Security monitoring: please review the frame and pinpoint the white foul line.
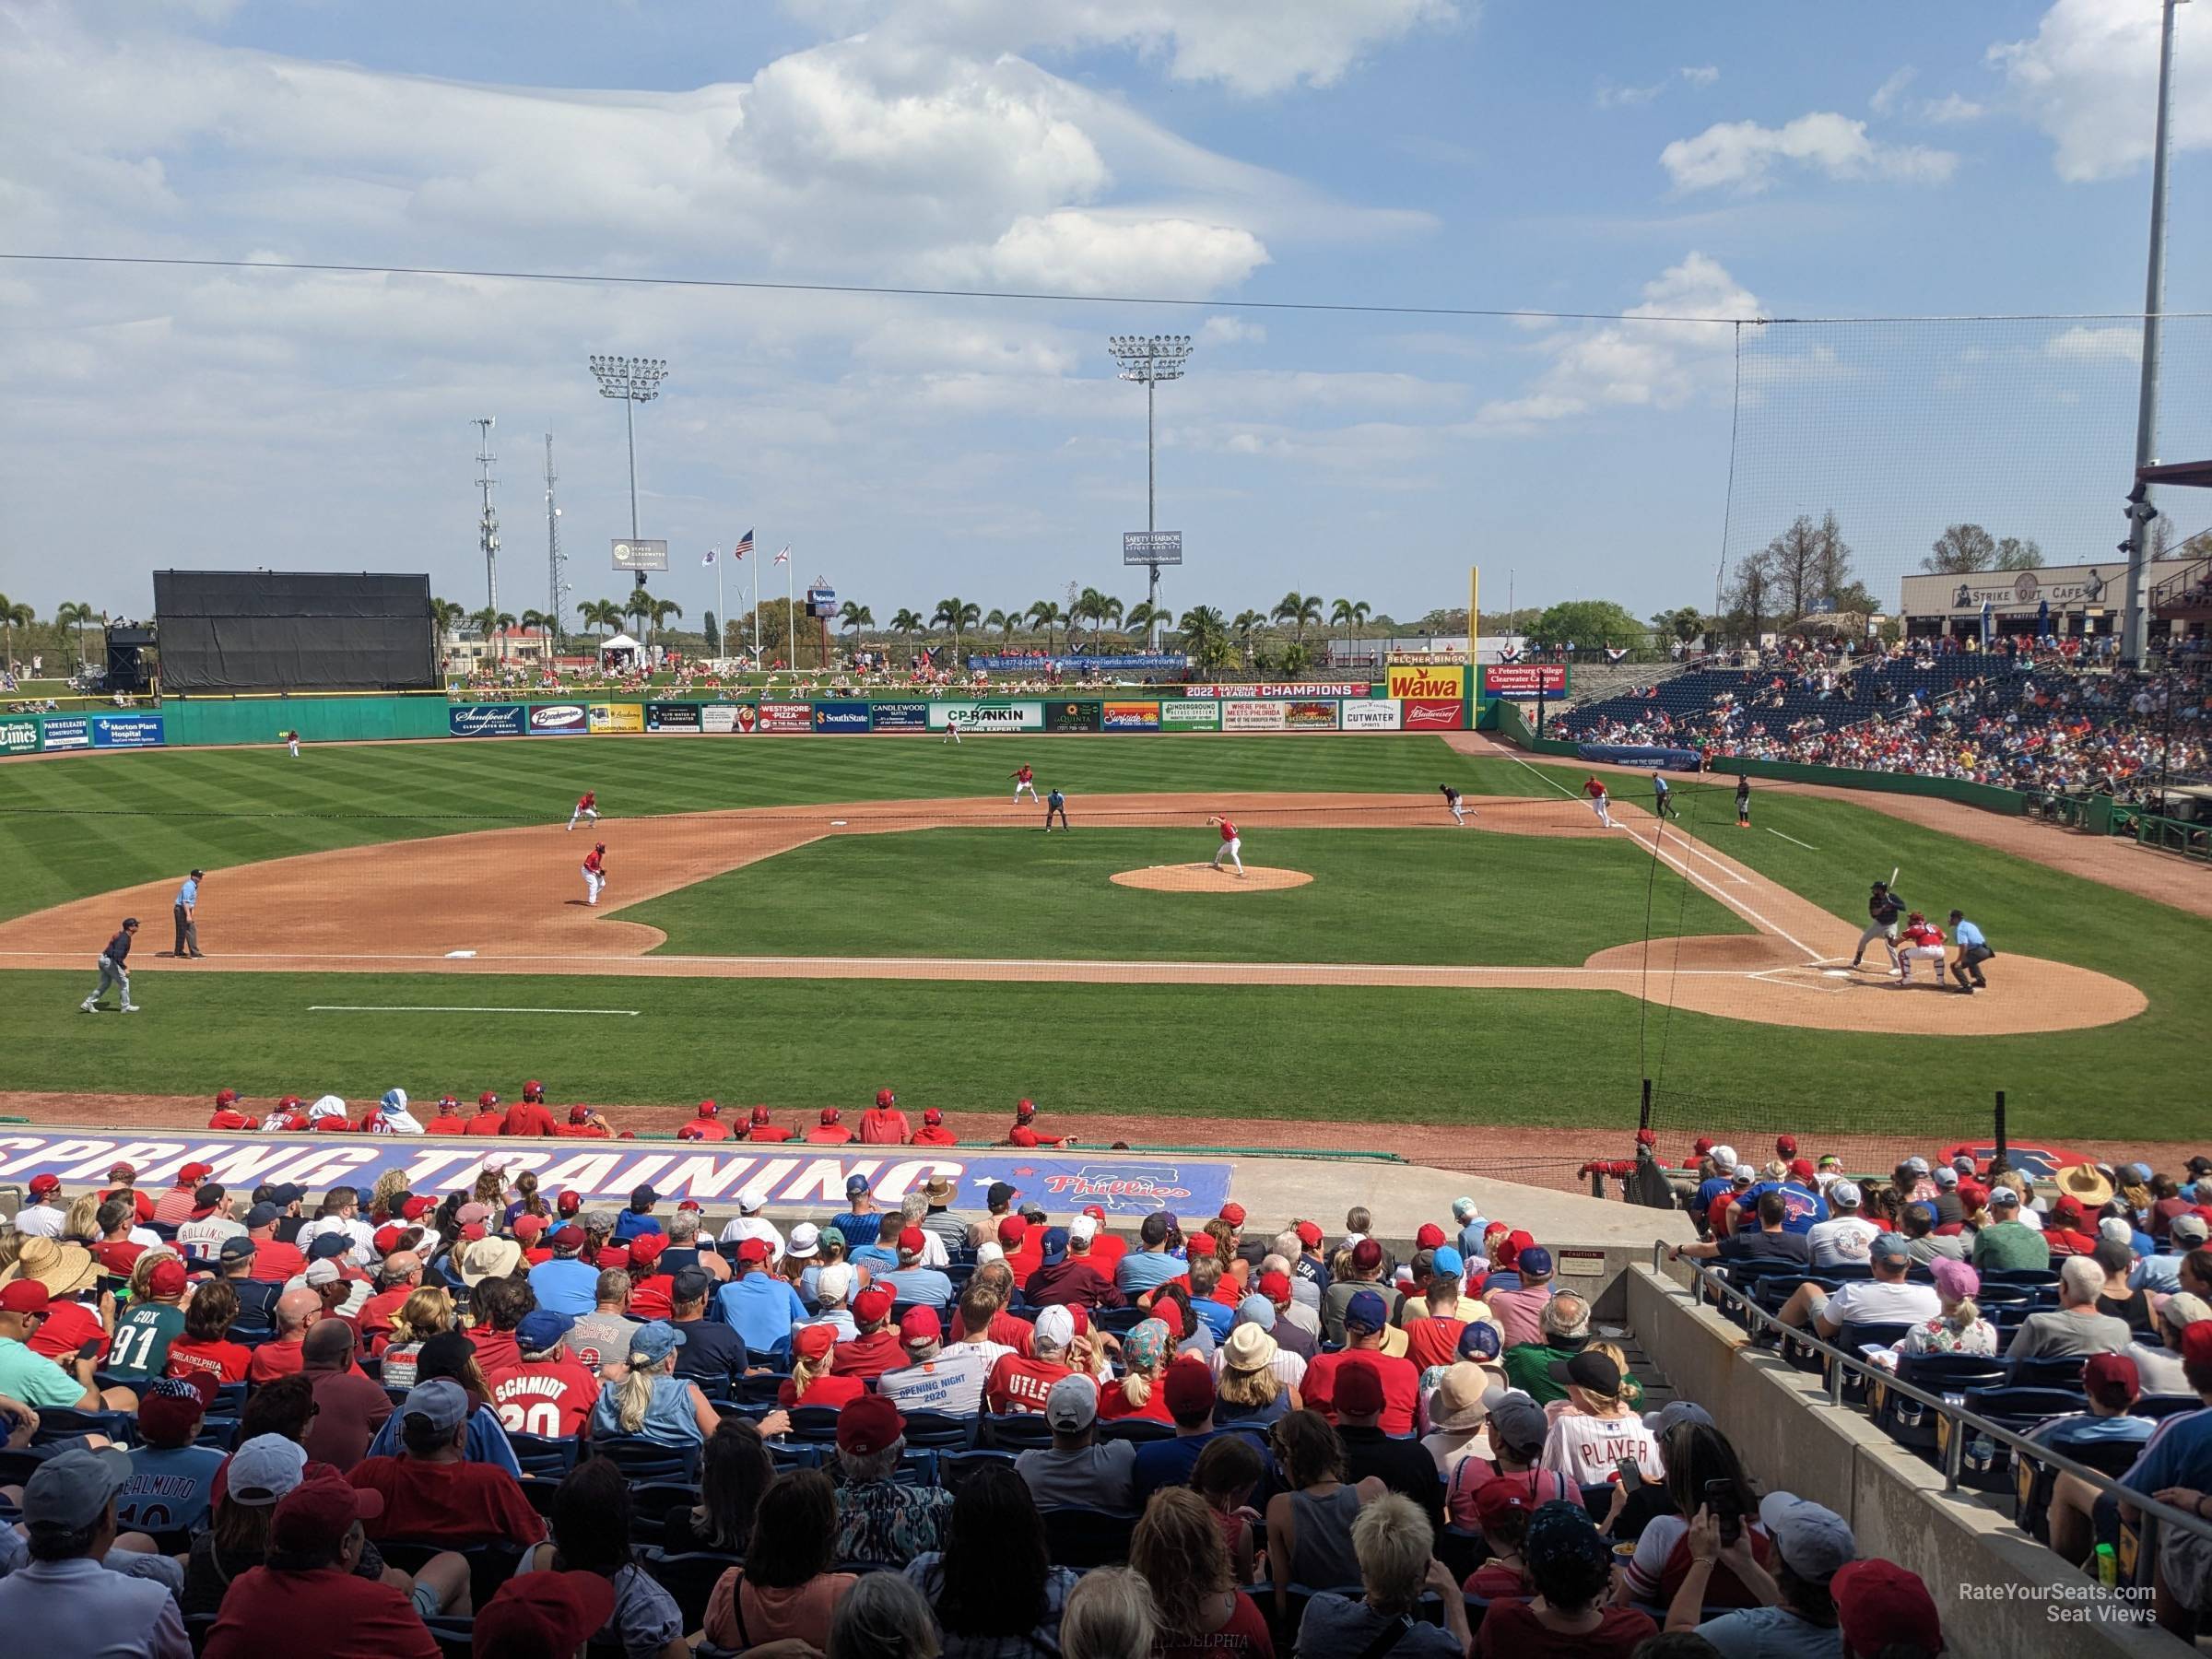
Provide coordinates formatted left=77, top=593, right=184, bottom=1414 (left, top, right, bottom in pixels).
left=1610, top=823, right=1822, bottom=962
left=1766, top=828, right=1819, bottom=851
left=308, top=1006, right=641, bottom=1016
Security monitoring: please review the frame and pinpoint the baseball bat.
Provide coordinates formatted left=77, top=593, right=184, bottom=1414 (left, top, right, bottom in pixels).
left=1889, top=865, right=1899, bottom=888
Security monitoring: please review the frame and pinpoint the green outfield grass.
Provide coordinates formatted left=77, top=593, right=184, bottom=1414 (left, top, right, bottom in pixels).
left=628, top=826, right=1748, bottom=964
left=1, top=735, right=2205, bottom=1138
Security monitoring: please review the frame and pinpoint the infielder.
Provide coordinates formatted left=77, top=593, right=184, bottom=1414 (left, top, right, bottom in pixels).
left=943, top=712, right=961, bottom=746
left=1850, top=880, right=1906, bottom=973
left=1208, top=815, right=1244, bottom=877
left=1735, top=774, right=1751, bottom=829
left=1582, top=776, right=1614, bottom=828
left=1652, top=772, right=1680, bottom=821
left=1895, top=912, right=1947, bottom=987
left=568, top=791, right=599, bottom=832
left=1044, top=786, right=1069, bottom=832
left=1439, top=783, right=1468, bottom=825
left=81, top=916, right=140, bottom=1013
left=1947, top=910, right=1993, bottom=994
left=582, top=841, right=608, bottom=907
left=1011, top=763, right=1038, bottom=804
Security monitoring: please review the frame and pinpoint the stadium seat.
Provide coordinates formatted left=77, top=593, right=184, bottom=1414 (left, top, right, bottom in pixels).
left=379, top=1539, right=524, bottom=1609
left=1100, top=1419, right=1176, bottom=1444
left=421, top=1617, right=475, bottom=1659
left=594, top=1437, right=701, bottom=1483
left=1094, top=1307, right=1148, bottom=1335
left=194, top=1416, right=241, bottom=1452
left=2008, top=1356, right=2089, bottom=1390
left=982, top=1414, right=1055, bottom=1450
left=624, top=1481, right=700, bottom=1545
left=732, top=1372, right=790, bottom=1406
left=1830, top=1324, right=1915, bottom=1402
left=786, top=1405, right=842, bottom=1442
left=1876, top=1356, right=2006, bottom=1451
left=33, top=1408, right=135, bottom=1447
left=939, top=1449, right=1018, bottom=1491
left=506, top=1432, right=580, bottom=1482
left=640, top=1547, right=741, bottom=1632
left=1041, top=1506, right=1137, bottom=1569
left=2013, top=1435, right=2141, bottom=1545
left=898, top=1409, right=972, bottom=1449
left=2137, top=1394, right=2203, bottom=1419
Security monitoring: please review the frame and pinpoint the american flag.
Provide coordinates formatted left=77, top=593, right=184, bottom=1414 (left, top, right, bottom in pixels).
left=773, top=545, right=790, bottom=565
left=733, top=528, right=754, bottom=560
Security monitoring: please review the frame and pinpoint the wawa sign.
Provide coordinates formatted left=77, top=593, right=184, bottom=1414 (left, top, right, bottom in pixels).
left=1385, top=664, right=1466, bottom=700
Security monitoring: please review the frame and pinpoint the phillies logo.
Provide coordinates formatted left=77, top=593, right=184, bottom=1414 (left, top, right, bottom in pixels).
left=735, top=705, right=758, bottom=732
left=1041, top=1166, right=1194, bottom=1204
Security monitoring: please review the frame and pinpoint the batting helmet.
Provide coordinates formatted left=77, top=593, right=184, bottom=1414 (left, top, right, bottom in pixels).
left=594, top=841, right=606, bottom=852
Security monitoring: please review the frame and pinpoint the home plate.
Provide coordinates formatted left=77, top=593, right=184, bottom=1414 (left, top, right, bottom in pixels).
left=1822, top=970, right=1851, bottom=978
left=445, top=950, right=478, bottom=959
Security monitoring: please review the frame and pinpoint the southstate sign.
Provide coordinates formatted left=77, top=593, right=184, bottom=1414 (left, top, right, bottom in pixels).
left=1386, top=664, right=1466, bottom=700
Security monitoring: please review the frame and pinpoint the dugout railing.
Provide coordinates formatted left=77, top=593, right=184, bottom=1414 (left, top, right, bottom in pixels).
left=1653, top=1241, right=2212, bottom=1589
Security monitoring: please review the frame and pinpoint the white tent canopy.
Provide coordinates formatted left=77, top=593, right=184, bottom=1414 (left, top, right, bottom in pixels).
left=599, top=632, right=641, bottom=653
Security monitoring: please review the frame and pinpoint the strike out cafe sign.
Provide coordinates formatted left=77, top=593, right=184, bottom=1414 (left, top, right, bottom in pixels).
left=0, top=1133, right=1231, bottom=1219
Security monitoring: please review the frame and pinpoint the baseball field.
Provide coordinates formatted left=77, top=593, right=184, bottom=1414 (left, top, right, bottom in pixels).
left=0, top=730, right=2202, bottom=1153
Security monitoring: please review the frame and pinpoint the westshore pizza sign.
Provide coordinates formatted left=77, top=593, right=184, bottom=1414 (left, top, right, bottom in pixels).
left=0, top=1134, right=1230, bottom=1219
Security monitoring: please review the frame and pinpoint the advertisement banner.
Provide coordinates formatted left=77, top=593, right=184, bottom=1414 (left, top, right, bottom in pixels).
left=1386, top=650, right=1471, bottom=666
left=1046, top=700, right=1102, bottom=733
left=1159, top=700, right=1220, bottom=731
left=38, top=717, right=90, bottom=751
left=1221, top=700, right=1287, bottom=732
left=1404, top=698, right=1466, bottom=731
left=965, top=653, right=1186, bottom=673
left=1478, top=664, right=1570, bottom=698
left=1387, top=664, right=1467, bottom=700
left=92, top=714, right=166, bottom=748
left=2, top=718, right=43, bottom=756
left=449, top=704, right=526, bottom=739
left=528, top=703, right=588, bottom=735
left=587, top=703, right=644, bottom=734
left=1338, top=699, right=1403, bottom=731
left=0, top=1132, right=1234, bottom=1219
left=928, top=702, right=1042, bottom=732
left=870, top=701, right=930, bottom=732
left=758, top=702, right=813, bottom=734
left=700, top=704, right=747, bottom=734
left=645, top=702, right=702, bottom=732
left=812, top=700, right=871, bottom=734
left=1283, top=700, right=1339, bottom=729
left=1102, top=700, right=1160, bottom=731
left=1182, top=683, right=1371, bottom=699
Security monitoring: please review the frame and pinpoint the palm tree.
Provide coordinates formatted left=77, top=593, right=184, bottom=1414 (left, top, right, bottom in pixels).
left=518, top=608, right=557, bottom=658
left=1026, top=600, right=1065, bottom=654
left=1124, top=600, right=1159, bottom=644
left=623, top=590, right=654, bottom=643
left=1274, top=591, right=1324, bottom=641
left=0, top=594, right=30, bottom=674
left=889, top=606, right=924, bottom=642
left=930, top=596, right=981, bottom=653
left=1330, top=597, right=1372, bottom=663
left=1177, top=604, right=1231, bottom=670
left=574, top=597, right=621, bottom=641
left=53, top=601, right=97, bottom=670
left=649, top=598, right=684, bottom=648
left=432, top=598, right=470, bottom=659
left=983, top=607, right=1018, bottom=641
left=840, top=601, right=875, bottom=641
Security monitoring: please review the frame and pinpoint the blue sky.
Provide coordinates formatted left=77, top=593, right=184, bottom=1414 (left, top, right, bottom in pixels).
left=2, top=0, right=2207, bottom=630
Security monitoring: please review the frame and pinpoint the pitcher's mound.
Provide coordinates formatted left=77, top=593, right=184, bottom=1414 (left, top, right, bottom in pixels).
left=1112, top=864, right=1313, bottom=893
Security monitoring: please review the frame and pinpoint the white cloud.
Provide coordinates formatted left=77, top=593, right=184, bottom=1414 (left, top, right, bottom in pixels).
left=2043, top=324, right=2141, bottom=366
left=1870, top=65, right=1917, bottom=116
left=783, top=0, right=1461, bottom=97
left=1681, top=65, right=1720, bottom=88
left=1199, top=315, right=1266, bottom=346
left=1990, top=0, right=2212, bottom=182
left=1598, top=65, right=1720, bottom=110
left=1922, top=93, right=1986, bottom=124
left=1659, top=112, right=1959, bottom=194
left=1474, top=252, right=1758, bottom=427
left=934, top=210, right=1270, bottom=295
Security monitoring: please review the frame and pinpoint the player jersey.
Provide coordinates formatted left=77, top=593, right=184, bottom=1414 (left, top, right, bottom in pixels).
left=465, top=1112, right=506, bottom=1137
left=1016, top=767, right=1033, bottom=782
left=1903, top=924, right=1945, bottom=949
left=1218, top=820, right=1237, bottom=841
left=1583, top=779, right=1606, bottom=799
left=804, top=1125, right=854, bottom=1145
left=677, top=1119, right=731, bottom=1142
left=985, top=1353, right=1079, bottom=1415
left=207, top=1110, right=257, bottom=1131
left=747, top=1124, right=795, bottom=1144
left=578, top=794, right=595, bottom=808
left=107, top=1301, right=187, bottom=1381
left=582, top=850, right=605, bottom=873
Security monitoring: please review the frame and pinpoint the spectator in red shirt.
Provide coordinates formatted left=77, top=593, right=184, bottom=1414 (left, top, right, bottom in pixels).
left=1303, top=1291, right=1421, bottom=1436
left=423, top=1097, right=468, bottom=1135
left=911, top=1108, right=958, bottom=1147
left=1025, top=1225, right=1126, bottom=1311
left=482, top=1310, right=601, bottom=1438
left=986, top=1305, right=1080, bottom=1414
left=299, top=1323, right=395, bottom=1470
left=100, top=1163, right=158, bottom=1227
left=676, top=1100, right=730, bottom=1142
left=166, top=1278, right=254, bottom=1385
left=805, top=1107, right=854, bottom=1146
left=998, top=1217, right=1045, bottom=1286
left=502, top=1093, right=559, bottom=1137
left=830, top=1287, right=905, bottom=1380
left=464, top=1094, right=506, bottom=1137
left=858, top=1088, right=912, bottom=1146
left=356, top=1253, right=425, bottom=1356
left=248, top=1289, right=325, bottom=1383
left=1006, top=1098, right=1065, bottom=1147
left=1080, top=1208, right=1127, bottom=1279
left=243, top=1204, right=309, bottom=1284
left=203, top=1473, right=463, bottom=1659
left=347, top=1380, right=547, bottom=1547
left=2042, top=1194, right=2101, bottom=1259
left=746, top=1104, right=794, bottom=1143
left=781, top=1323, right=867, bottom=1409
left=153, top=1164, right=215, bottom=1228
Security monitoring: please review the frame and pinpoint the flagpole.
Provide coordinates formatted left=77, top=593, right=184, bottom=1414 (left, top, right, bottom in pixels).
left=715, top=551, right=724, bottom=664
left=786, top=551, right=795, bottom=673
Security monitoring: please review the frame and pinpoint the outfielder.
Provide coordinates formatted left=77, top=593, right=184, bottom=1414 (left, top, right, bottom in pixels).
left=1439, top=783, right=1469, bottom=825
left=1947, top=910, right=1994, bottom=994
left=1011, top=764, right=1038, bottom=804
left=285, top=730, right=300, bottom=759
left=943, top=712, right=962, bottom=746
left=1208, top=815, right=1244, bottom=877
left=1044, top=786, right=1069, bottom=832
left=1652, top=771, right=1679, bottom=821
left=568, top=791, right=599, bottom=832
left=582, top=841, right=608, bottom=907
left=1582, top=775, right=1614, bottom=828
left=81, top=916, right=140, bottom=1013
left=1850, top=880, right=1906, bottom=973
left=1895, top=912, right=1947, bottom=987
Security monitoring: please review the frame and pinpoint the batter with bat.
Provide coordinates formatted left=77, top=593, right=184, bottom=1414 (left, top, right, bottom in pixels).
left=1849, top=869, right=1905, bottom=975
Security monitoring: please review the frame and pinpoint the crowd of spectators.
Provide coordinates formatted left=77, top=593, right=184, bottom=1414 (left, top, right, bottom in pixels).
left=13, top=1124, right=2212, bottom=1655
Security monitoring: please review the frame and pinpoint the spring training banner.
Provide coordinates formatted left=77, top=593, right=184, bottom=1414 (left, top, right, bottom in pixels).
left=965, top=653, right=1187, bottom=672
left=0, top=1134, right=1230, bottom=1219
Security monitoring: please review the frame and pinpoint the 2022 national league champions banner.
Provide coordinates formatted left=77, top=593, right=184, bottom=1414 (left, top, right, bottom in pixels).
left=0, top=1133, right=1232, bottom=1220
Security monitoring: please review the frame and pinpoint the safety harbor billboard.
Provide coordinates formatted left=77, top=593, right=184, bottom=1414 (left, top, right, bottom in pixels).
left=0, top=1132, right=1233, bottom=1219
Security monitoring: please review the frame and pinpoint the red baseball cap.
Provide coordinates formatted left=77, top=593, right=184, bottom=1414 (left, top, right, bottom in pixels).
left=2053, top=1194, right=2085, bottom=1221
left=794, top=1324, right=836, bottom=1360
left=1775, top=1135, right=1799, bottom=1157
left=512, top=1215, right=547, bottom=1241
left=178, top=1161, right=214, bottom=1183
left=735, top=1239, right=770, bottom=1265
left=478, top=1091, right=500, bottom=1108
left=270, top=1473, right=383, bottom=1553
left=1693, top=1135, right=1716, bottom=1154
left=1502, top=1230, right=1535, bottom=1265
left=876, top=1088, right=896, bottom=1108
left=1083, top=1205, right=1107, bottom=1222
left=401, top=1196, right=437, bottom=1220
left=568, top=1104, right=592, bottom=1124
left=696, top=1100, right=718, bottom=1117
left=1333, top=1356, right=1385, bottom=1418
left=1294, top=1220, right=1324, bottom=1249
left=1152, top=1298, right=1184, bottom=1338
left=459, top=1223, right=488, bottom=1244
left=2085, top=1351, right=2142, bottom=1406
left=557, top=1192, right=582, bottom=1216
left=595, top=1244, right=629, bottom=1271
left=137, top=1374, right=214, bottom=1444
left=819, top=1107, right=841, bottom=1124
left=853, top=1286, right=895, bottom=1324
left=107, top=1162, right=136, bottom=1181
left=1788, top=1159, right=1816, bottom=1182
left=750, top=1105, right=771, bottom=1125
left=1161, top=1356, right=1217, bottom=1418
left=474, top=1571, right=619, bottom=1659
left=1474, top=1477, right=1538, bottom=1531
left=27, top=1174, right=60, bottom=1196
left=551, top=1224, right=587, bottom=1250
left=1831, top=1560, right=1943, bottom=1658
left=1350, top=1238, right=1383, bottom=1273
left=898, top=1227, right=926, bottom=1256
left=998, top=1216, right=1028, bottom=1245
left=629, top=1234, right=667, bottom=1264
left=2184, top=1323, right=2212, bottom=1367
left=373, top=1225, right=405, bottom=1254
left=677, top=1200, right=700, bottom=1213
left=923, top=1109, right=944, bottom=1126
left=0, top=1282, right=52, bottom=1315
left=214, top=1089, right=239, bottom=1107
left=1415, top=1223, right=1446, bottom=1250
left=836, top=1393, right=903, bottom=1455
left=900, top=1306, right=942, bottom=1346
left=1257, top=1270, right=1292, bottom=1301
left=1219, top=1204, right=1247, bottom=1229
left=1015, top=1098, right=1037, bottom=1117
left=524, top=1080, right=545, bottom=1100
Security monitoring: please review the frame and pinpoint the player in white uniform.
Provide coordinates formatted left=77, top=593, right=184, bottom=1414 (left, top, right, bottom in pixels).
left=1011, top=764, right=1037, bottom=803
left=1581, top=776, right=1615, bottom=829
left=582, top=842, right=608, bottom=906
left=943, top=712, right=962, bottom=746
left=1207, top=816, right=1244, bottom=877
left=568, top=791, right=599, bottom=832
left=285, top=730, right=300, bottom=759
left=1439, top=783, right=1468, bottom=825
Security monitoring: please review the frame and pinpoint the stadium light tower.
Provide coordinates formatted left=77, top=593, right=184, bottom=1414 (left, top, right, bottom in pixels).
left=588, top=355, right=670, bottom=614
left=473, top=417, right=499, bottom=612
left=2121, top=0, right=2185, bottom=667
left=1107, top=334, right=1194, bottom=647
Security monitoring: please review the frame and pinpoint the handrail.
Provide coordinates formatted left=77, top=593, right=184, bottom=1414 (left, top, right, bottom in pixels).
left=1644, top=1240, right=2212, bottom=1555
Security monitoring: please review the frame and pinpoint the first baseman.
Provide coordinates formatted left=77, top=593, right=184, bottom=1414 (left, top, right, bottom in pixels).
left=1011, top=763, right=1038, bottom=804
left=1208, top=815, right=1244, bottom=877
left=568, top=791, right=598, bottom=831
left=81, top=916, right=140, bottom=1013
left=582, top=841, right=608, bottom=906
left=1582, top=775, right=1614, bottom=829
left=1851, top=880, right=1905, bottom=973
left=1439, top=783, right=1469, bottom=824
